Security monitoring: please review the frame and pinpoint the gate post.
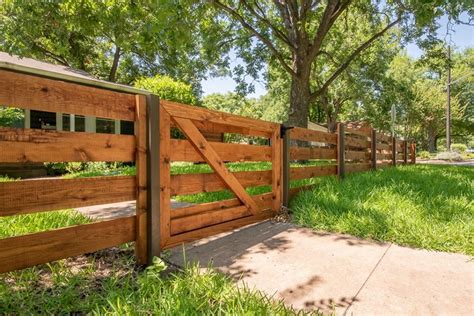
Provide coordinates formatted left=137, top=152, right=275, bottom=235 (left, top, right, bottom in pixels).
left=146, top=94, right=161, bottom=265
left=281, top=125, right=292, bottom=208
left=403, top=140, right=408, bottom=164
left=392, top=136, right=397, bottom=166
left=371, top=128, right=377, bottom=171
left=410, top=143, right=416, bottom=164
left=337, top=123, right=345, bottom=179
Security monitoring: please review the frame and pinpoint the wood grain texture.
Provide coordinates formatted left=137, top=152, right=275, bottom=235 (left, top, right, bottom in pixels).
left=290, top=165, right=337, bottom=180
left=134, top=95, right=147, bottom=265
left=271, top=129, right=282, bottom=211
left=346, top=163, right=372, bottom=174
left=171, top=192, right=273, bottom=219
left=0, top=69, right=136, bottom=120
left=171, top=120, right=270, bottom=138
left=161, top=100, right=277, bottom=135
left=376, top=142, right=392, bottom=150
left=290, top=127, right=337, bottom=144
left=164, top=210, right=274, bottom=249
left=160, top=106, right=172, bottom=247
left=0, top=216, right=135, bottom=273
left=290, top=146, right=337, bottom=160
left=289, top=184, right=315, bottom=198
left=345, top=135, right=370, bottom=149
left=345, top=127, right=372, bottom=137
left=171, top=170, right=272, bottom=196
left=0, top=127, right=135, bottom=162
left=0, top=176, right=135, bottom=216
left=170, top=139, right=272, bottom=162
left=173, top=117, right=260, bottom=215
left=345, top=150, right=370, bottom=161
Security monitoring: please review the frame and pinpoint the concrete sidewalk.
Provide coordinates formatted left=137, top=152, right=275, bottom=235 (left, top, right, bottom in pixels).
left=168, top=221, right=473, bottom=315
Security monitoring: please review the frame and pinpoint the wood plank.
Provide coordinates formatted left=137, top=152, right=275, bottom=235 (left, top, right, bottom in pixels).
left=171, top=205, right=250, bottom=235
left=290, top=127, right=337, bottom=144
left=160, top=106, right=171, bottom=248
left=134, top=95, right=147, bottom=265
left=290, top=146, right=337, bottom=160
left=376, top=142, right=392, bottom=150
left=271, top=129, right=282, bottom=211
left=170, top=139, right=272, bottom=162
left=346, top=150, right=370, bottom=161
left=163, top=210, right=274, bottom=249
left=290, top=165, right=337, bottom=180
left=0, top=216, right=135, bottom=273
left=376, top=133, right=392, bottom=142
left=0, top=69, right=135, bottom=121
left=172, top=117, right=260, bottom=215
left=345, top=135, right=370, bottom=149
left=0, top=176, right=135, bottom=216
left=171, top=192, right=273, bottom=219
left=345, top=127, right=372, bottom=137
left=171, top=120, right=270, bottom=138
left=161, top=100, right=277, bottom=135
left=346, top=163, right=372, bottom=174
left=377, top=153, right=393, bottom=160
left=289, top=184, right=315, bottom=198
left=0, top=127, right=135, bottom=162
left=171, top=170, right=272, bottom=196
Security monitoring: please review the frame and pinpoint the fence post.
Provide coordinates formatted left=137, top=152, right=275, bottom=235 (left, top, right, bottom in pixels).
left=281, top=125, right=291, bottom=208
left=146, top=94, right=160, bottom=265
left=337, top=123, right=345, bottom=179
left=403, top=140, right=408, bottom=164
left=391, top=136, right=396, bottom=166
left=410, top=143, right=416, bottom=164
left=371, top=128, right=377, bottom=171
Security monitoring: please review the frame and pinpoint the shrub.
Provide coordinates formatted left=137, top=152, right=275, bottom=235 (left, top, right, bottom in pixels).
left=451, top=143, right=467, bottom=153
left=418, top=151, right=431, bottom=159
left=435, top=151, right=463, bottom=161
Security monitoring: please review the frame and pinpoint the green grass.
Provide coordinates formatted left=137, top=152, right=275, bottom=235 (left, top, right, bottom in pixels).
left=0, top=252, right=304, bottom=315
left=291, top=164, right=474, bottom=255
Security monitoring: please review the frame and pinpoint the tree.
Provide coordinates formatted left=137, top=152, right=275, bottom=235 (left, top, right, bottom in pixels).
left=135, top=75, right=199, bottom=105
left=210, top=0, right=472, bottom=128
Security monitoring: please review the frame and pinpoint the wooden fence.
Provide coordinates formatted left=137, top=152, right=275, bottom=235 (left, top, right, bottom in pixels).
left=0, top=68, right=415, bottom=273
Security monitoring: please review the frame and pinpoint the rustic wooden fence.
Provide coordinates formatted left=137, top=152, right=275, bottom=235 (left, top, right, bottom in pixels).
left=0, top=67, right=415, bottom=273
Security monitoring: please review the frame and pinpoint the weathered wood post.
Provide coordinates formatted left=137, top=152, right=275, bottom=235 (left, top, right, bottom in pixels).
left=281, top=125, right=292, bottom=208
left=403, top=140, right=408, bottom=164
left=337, top=123, right=345, bottom=179
left=371, top=128, right=377, bottom=171
left=410, top=143, right=416, bottom=164
left=391, top=136, right=396, bottom=166
left=146, top=94, right=161, bottom=265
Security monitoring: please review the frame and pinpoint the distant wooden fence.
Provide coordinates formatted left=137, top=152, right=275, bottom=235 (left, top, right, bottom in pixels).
left=0, top=68, right=415, bottom=273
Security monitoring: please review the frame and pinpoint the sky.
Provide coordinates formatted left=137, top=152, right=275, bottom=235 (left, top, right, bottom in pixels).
left=201, top=13, right=473, bottom=98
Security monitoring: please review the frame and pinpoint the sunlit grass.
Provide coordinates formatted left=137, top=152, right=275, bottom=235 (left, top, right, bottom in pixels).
left=291, top=164, right=474, bottom=255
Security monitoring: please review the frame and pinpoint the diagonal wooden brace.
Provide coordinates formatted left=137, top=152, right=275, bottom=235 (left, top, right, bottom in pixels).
left=172, top=117, right=260, bottom=215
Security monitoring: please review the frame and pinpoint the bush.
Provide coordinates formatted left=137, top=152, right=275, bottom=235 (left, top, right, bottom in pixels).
left=418, top=151, right=431, bottom=159
left=435, top=151, right=463, bottom=161
left=451, top=143, right=467, bottom=153
left=44, top=162, right=126, bottom=176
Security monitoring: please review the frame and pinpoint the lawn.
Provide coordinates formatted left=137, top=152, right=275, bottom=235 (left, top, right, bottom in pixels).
left=291, top=164, right=474, bottom=255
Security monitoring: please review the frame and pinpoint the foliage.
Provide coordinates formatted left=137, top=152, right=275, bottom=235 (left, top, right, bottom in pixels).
left=435, top=151, right=463, bottom=161
left=135, top=75, right=199, bottom=105
left=0, top=106, right=23, bottom=127
left=418, top=151, right=431, bottom=159
left=44, top=162, right=129, bottom=176
left=451, top=143, right=468, bottom=153
left=291, top=165, right=474, bottom=255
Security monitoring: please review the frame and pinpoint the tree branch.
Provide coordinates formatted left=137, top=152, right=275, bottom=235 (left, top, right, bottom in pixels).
left=109, top=46, right=121, bottom=82
left=311, top=17, right=400, bottom=100
left=212, top=0, right=296, bottom=77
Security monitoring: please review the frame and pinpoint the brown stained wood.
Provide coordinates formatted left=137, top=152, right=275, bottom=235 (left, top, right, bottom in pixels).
left=290, top=165, right=337, bottom=180
left=346, top=150, right=370, bottom=161
left=172, top=117, right=260, bottom=215
left=0, top=216, right=135, bottom=273
left=134, top=95, right=147, bottom=265
left=290, top=146, right=337, bottom=160
left=290, top=127, right=337, bottom=144
left=171, top=192, right=273, bottom=219
left=171, top=170, right=272, bottom=196
left=0, top=127, right=135, bottom=162
left=346, top=163, right=372, bottom=174
left=160, top=106, right=171, bottom=247
left=171, top=205, right=250, bottom=235
left=376, top=133, right=392, bottom=142
left=161, top=100, right=277, bottom=135
left=377, top=153, right=393, bottom=160
left=410, top=143, right=416, bottom=164
left=345, top=127, right=372, bottom=137
left=170, top=139, right=272, bottom=162
left=0, top=69, right=135, bottom=121
left=271, top=129, right=282, bottom=211
left=345, top=135, right=370, bottom=149
left=0, top=176, right=135, bottom=216
left=289, top=184, right=315, bottom=198
left=182, top=120, right=270, bottom=138
left=376, top=142, right=392, bottom=150
left=163, top=210, right=274, bottom=249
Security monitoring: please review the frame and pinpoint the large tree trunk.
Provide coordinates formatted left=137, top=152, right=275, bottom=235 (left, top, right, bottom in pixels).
left=287, top=69, right=311, bottom=128
left=427, top=128, right=437, bottom=152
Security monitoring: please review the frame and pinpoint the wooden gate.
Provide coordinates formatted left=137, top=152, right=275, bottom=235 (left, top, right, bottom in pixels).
left=157, top=100, right=282, bottom=249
